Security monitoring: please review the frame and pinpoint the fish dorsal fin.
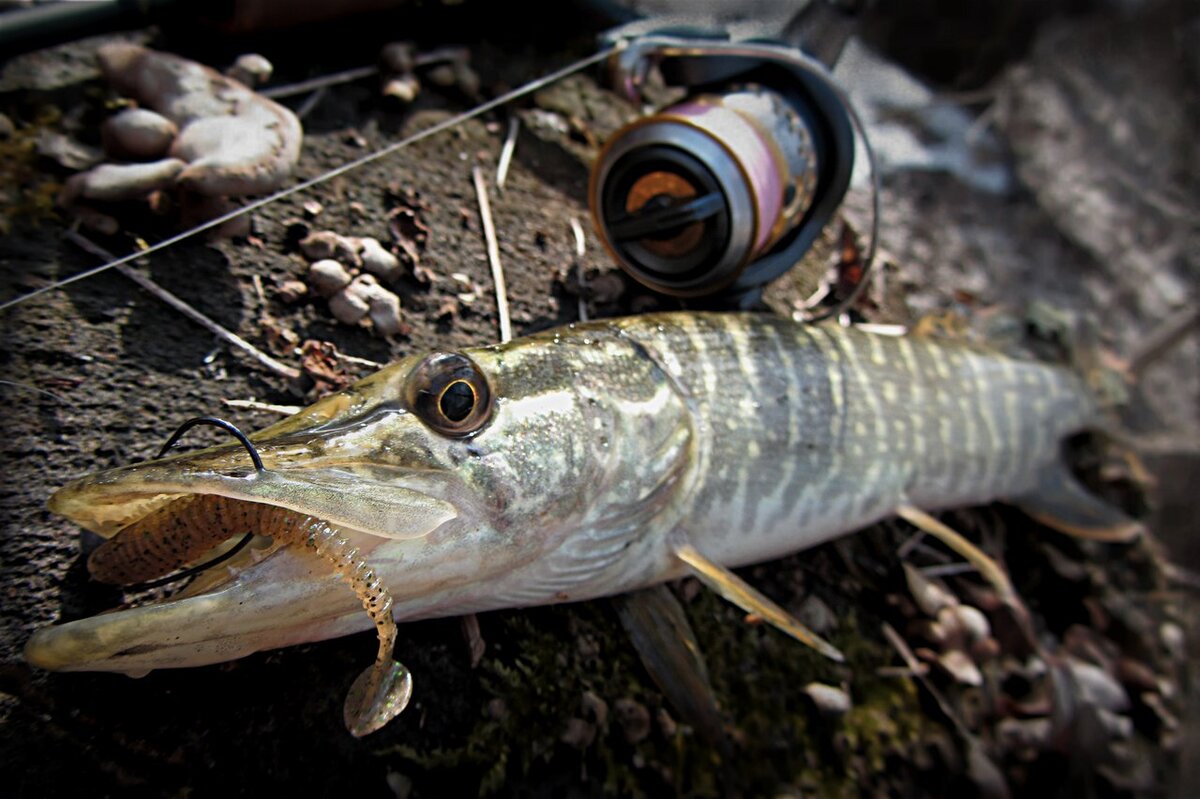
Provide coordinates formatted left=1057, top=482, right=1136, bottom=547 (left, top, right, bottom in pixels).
left=669, top=531, right=844, bottom=662
left=1011, top=462, right=1144, bottom=543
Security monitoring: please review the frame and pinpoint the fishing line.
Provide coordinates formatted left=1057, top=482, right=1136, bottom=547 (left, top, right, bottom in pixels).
left=119, top=416, right=266, bottom=591
left=798, top=70, right=881, bottom=324
left=0, top=45, right=620, bottom=313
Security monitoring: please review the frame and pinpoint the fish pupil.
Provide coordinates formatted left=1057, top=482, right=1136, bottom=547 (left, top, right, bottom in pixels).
left=439, top=380, right=475, bottom=422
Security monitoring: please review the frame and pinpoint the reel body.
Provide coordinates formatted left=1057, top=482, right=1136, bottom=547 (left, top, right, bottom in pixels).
left=589, top=33, right=857, bottom=308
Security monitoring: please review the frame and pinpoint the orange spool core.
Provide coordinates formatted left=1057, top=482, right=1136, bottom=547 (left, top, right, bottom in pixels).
left=624, top=171, right=705, bottom=258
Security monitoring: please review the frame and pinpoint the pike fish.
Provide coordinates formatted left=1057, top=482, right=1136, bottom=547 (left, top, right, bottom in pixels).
left=25, top=312, right=1139, bottom=735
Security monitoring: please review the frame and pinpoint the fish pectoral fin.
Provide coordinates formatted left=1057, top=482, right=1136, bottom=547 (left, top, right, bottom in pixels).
left=669, top=533, right=844, bottom=663
left=895, top=504, right=1018, bottom=604
left=1011, top=462, right=1144, bottom=543
left=614, top=586, right=730, bottom=755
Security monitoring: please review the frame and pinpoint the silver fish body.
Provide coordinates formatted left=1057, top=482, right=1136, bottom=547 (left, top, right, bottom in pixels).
left=26, top=312, right=1097, bottom=676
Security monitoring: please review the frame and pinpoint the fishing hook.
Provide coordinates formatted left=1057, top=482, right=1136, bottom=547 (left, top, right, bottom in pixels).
left=121, top=416, right=265, bottom=591
left=156, top=415, right=266, bottom=471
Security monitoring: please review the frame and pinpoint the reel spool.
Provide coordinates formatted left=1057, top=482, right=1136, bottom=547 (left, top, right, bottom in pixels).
left=590, top=33, right=860, bottom=309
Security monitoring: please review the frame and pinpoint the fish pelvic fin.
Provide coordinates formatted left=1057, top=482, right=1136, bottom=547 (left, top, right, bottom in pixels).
left=614, top=586, right=731, bottom=757
left=669, top=531, right=844, bottom=663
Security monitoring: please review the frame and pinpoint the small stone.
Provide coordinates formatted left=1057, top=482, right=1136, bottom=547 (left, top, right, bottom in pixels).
left=277, top=279, right=309, bottom=304
left=1160, top=622, right=1185, bottom=660
left=613, top=698, right=651, bottom=744
left=452, top=62, right=480, bottom=97
left=951, top=604, right=991, bottom=643
left=227, top=53, right=273, bottom=87
left=329, top=282, right=371, bottom=325
left=803, top=682, right=851, bottom=717
left=61, top=158, right=187, bottom=203
left=938, top=649, right=983, bottom=686
left=656, top=708, right=677, bottom=738
left=581, top=691, right=608, bottom=728
left=1067, top=659, right=1129, bottom=712
left=383, top=75, right=420, bottom=103
left=300, top=230, right=360, bottom=267
left=0, top=112, right=14, bottom=139
left=797, top=595, right=836, bottom=635
left=101, top=108, right=178, bottom=160
left=560, top=718, right=595, bottom=749
left=424, top=64, right=457, bottom=89
left=302, top=200, right=323, bottom=218
left=307, top=259, right=352, bottom=298
left=385, top=771, right=412, bottom=799
left=366, top=286, right=404, bottom=337
left=358, top=236, right=402, bottom=281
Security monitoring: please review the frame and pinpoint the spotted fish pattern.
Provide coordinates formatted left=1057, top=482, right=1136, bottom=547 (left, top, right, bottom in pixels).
left=601, top=313, right=1095, bottom=570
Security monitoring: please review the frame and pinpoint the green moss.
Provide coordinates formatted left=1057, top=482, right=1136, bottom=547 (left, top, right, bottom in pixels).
left=378, top=562, right=933, bottom=797
left=0, top=105, right=65, bottom=231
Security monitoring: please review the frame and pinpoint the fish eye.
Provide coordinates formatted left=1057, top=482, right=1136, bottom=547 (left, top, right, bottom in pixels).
left=407, top=352, right=493, bottom=436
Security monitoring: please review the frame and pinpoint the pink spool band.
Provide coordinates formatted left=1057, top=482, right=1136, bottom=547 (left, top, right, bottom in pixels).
left=665, top=101, right=782, bottom=254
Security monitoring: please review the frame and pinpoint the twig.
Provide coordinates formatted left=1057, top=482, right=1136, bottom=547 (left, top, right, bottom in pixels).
left=570, top=216, right=588, bottom=323
left=495, top=117, right=520, bottom=190
left=294, top=86, right=328, bottom=120
left=1127, top=305, right=1199, bottom=377
left=260, top=65, right=377, bottom=99
left=66, top=230, right=301, bottom=381
left=881, top=622, right=968, bottom=735
left=222, top=398, right=302, bottom=416
left=335, top=351, right=386, bottom=370
left=854, top=322, right=907, bottom=337
left=472, top=166, right=511, bottom=342
left=260, top=47, right=471, bottom=100
left=920, top=562, right=979, bottom=578
left=251, top=274, right=266, bottom=308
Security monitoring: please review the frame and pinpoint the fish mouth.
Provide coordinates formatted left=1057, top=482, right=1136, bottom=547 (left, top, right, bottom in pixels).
left=25, top=447, right=464, bottom=676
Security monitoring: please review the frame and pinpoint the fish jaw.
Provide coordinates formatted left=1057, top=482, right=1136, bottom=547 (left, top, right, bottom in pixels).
left=23, top=517, right=498, bottom=675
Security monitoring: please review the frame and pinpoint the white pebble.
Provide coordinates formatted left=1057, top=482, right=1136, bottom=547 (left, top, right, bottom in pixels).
left=357, top=237, right=402, bottom=281
left=101, top=108, right=178, bottom=160
left=300, top=230, right=361, bottom=267
left=329, top=279, right=373, bottom=324
left=366, top=285, right=404, bottom=336
left=227, top=53, right=273, bottom=87
left=803, top=682, right=851, bottom=716
left=307, top=259, right=352, bottom=297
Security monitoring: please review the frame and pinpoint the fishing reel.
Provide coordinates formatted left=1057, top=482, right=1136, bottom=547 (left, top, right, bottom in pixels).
left=589, top=29, right=868, bottom=311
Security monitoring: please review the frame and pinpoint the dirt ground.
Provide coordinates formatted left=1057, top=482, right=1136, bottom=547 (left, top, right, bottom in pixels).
left=0, top=2, right=1196, bottom=797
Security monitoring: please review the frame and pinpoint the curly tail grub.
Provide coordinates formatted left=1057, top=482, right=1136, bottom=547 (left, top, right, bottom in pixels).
left=88, top=494, right=412, bottom=736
